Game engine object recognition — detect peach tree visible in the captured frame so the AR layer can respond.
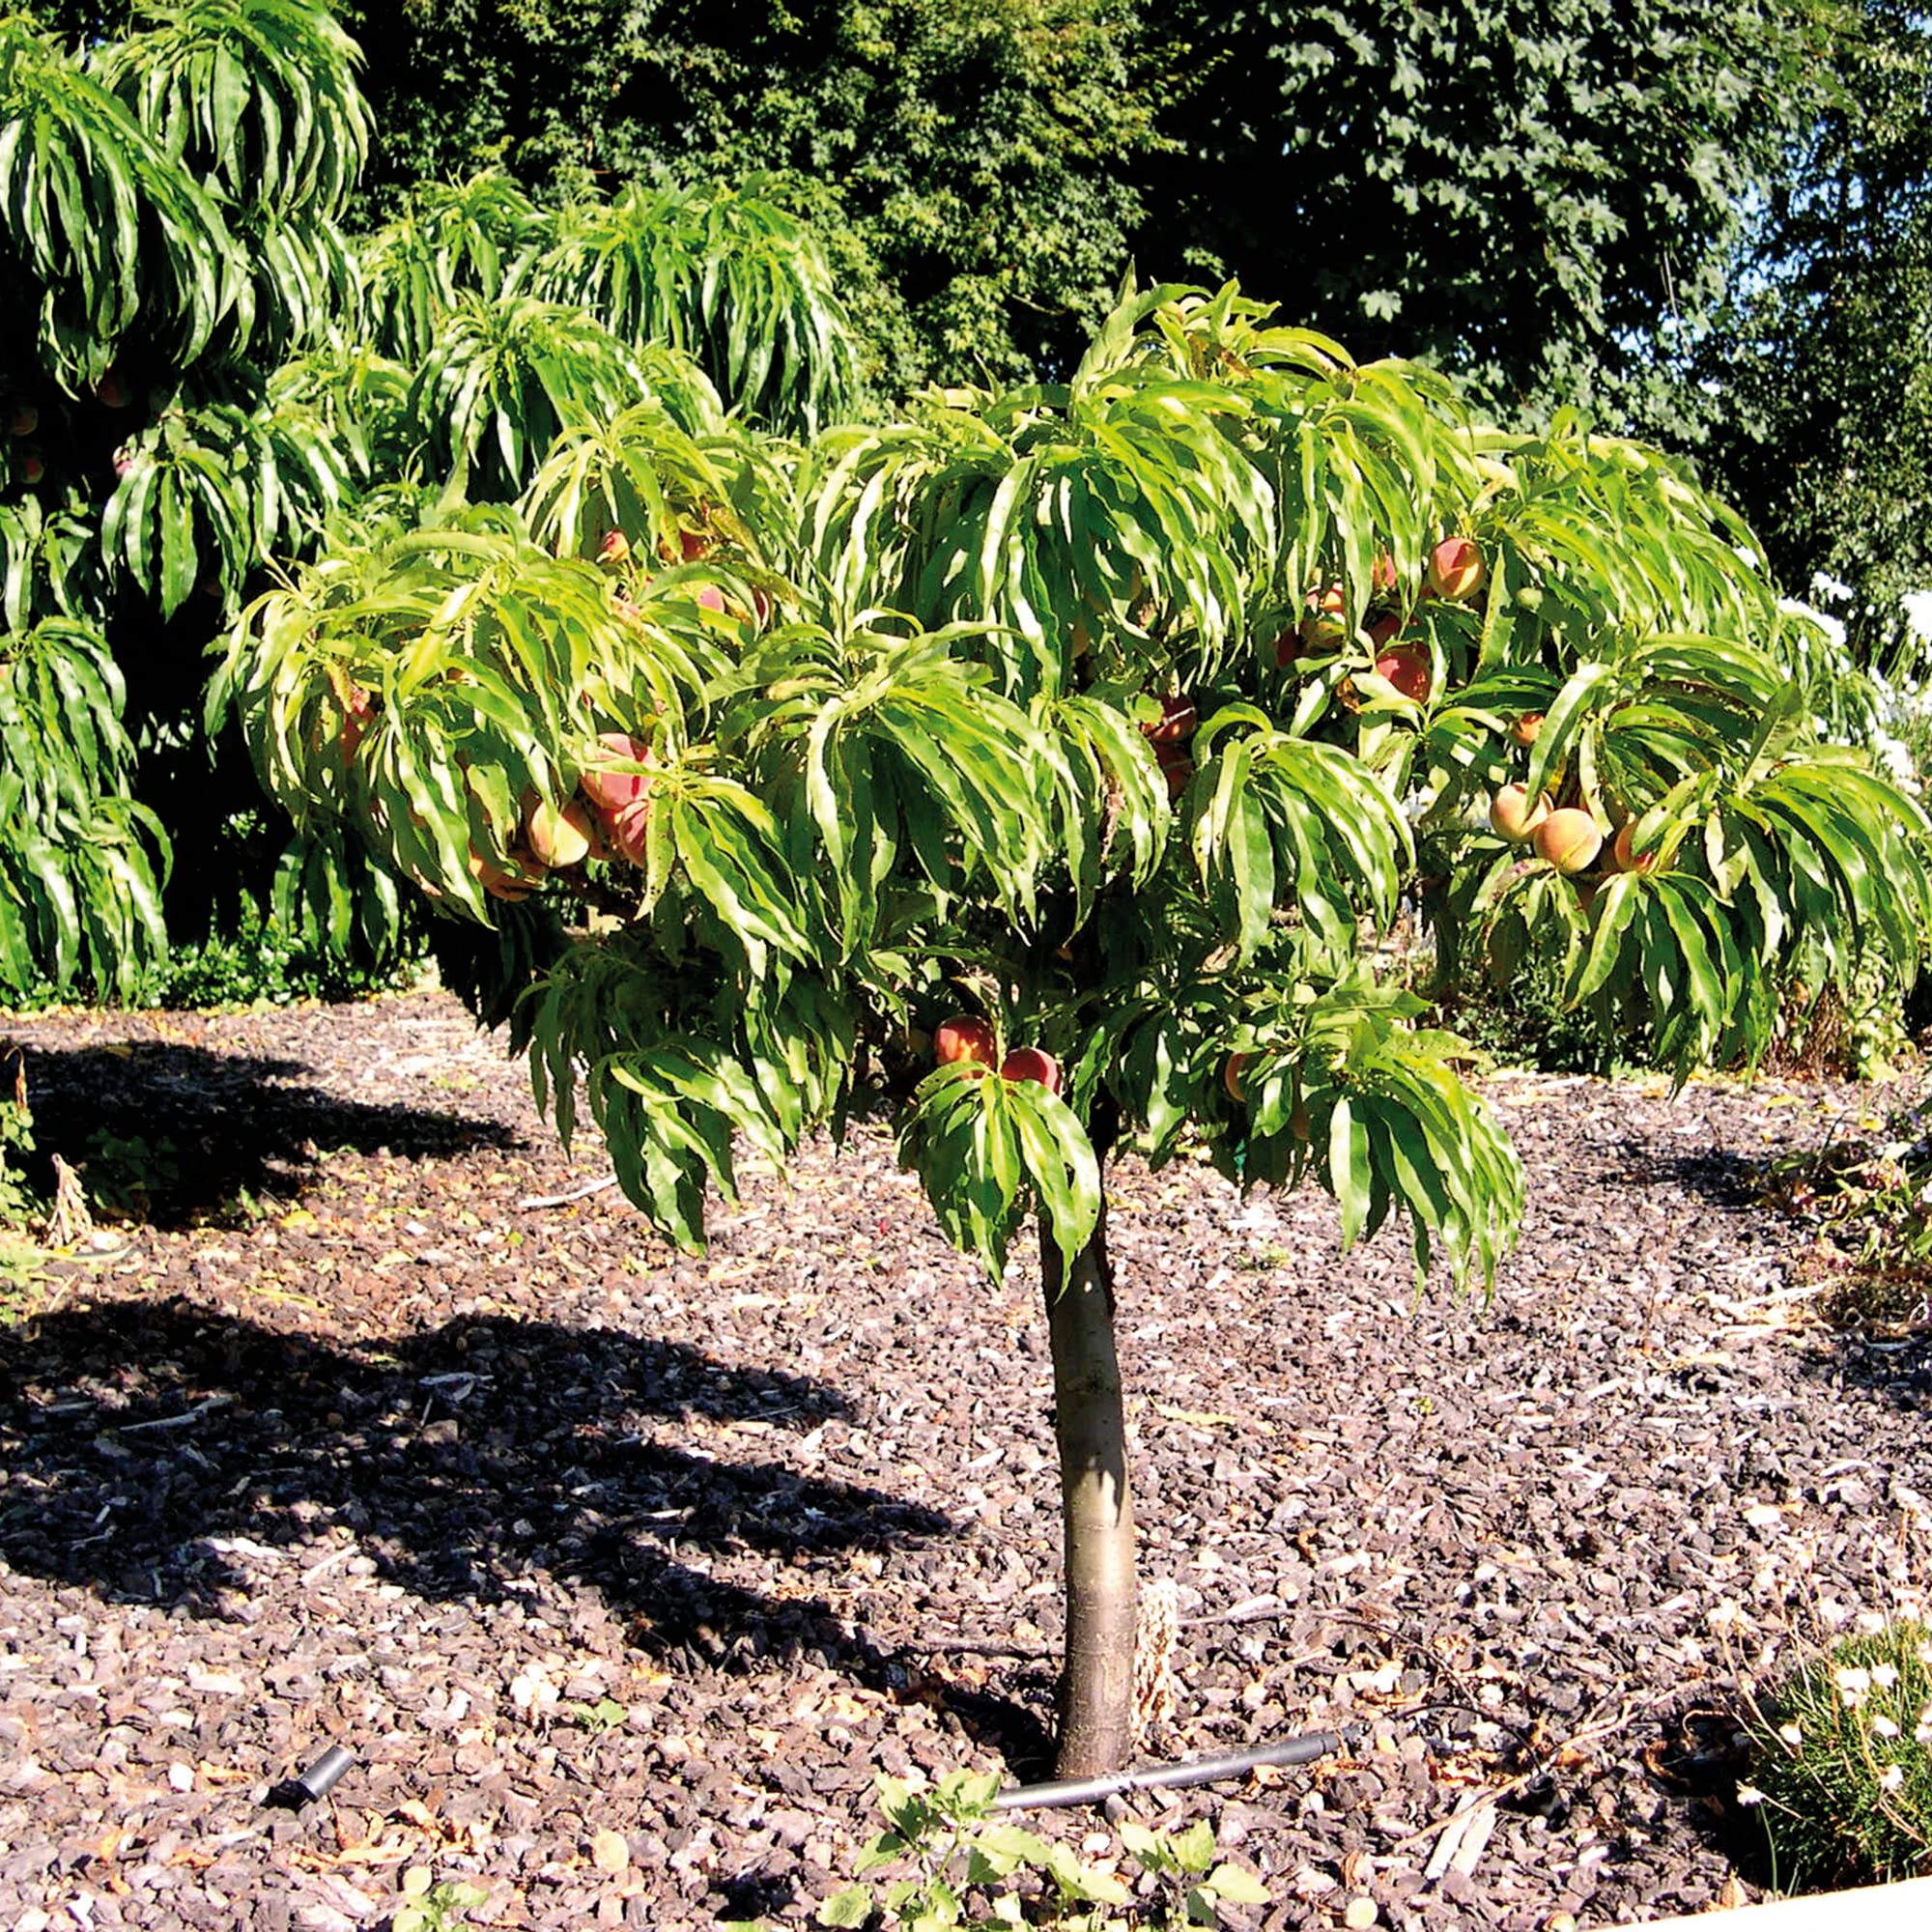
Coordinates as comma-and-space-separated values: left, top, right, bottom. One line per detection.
0, 1, 868, 1007
226, 283, 1931, 1776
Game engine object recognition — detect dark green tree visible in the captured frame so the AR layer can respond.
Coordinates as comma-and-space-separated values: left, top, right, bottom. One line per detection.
1672, 2, 1932, 662
1131, 0, 1840, 420
337, 0, 1160, 394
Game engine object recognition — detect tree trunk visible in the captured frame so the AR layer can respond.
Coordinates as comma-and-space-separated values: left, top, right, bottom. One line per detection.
1040, 1196, 1136, 1777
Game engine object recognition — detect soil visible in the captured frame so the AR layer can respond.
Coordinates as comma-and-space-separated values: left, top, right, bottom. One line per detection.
2, 988, 1929, 1932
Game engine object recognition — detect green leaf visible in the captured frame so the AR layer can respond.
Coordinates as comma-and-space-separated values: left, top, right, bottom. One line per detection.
816, 1886, 873, 1928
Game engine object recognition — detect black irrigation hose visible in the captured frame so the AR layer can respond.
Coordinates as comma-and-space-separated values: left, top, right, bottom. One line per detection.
988, 1727, 1350, 1813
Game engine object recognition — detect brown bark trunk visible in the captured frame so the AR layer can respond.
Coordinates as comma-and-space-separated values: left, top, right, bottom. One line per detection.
1040, 1196, 1137, 1777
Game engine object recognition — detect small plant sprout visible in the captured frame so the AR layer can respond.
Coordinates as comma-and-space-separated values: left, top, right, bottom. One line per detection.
793, 1770, 1271, 1930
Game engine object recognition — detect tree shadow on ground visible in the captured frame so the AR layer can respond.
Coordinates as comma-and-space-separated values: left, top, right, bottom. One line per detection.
0, 1298, 1058, 1774
9, 1041, 519, 1225
1609, 1141, 1768, 1209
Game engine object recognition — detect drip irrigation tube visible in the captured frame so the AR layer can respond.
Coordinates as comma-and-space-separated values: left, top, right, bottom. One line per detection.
988, 1728, 1346, 1813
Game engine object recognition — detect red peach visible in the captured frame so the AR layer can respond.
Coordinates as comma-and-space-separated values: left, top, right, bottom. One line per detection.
1001, 1047, 1062, 1094
1490, 784, 1549, 843
934, 1016, 998, 1066
1426, 536, 1486, 602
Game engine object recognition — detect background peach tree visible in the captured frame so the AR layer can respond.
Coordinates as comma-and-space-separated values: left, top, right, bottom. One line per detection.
0, 0, 866, 1009
226, 281, 1931, 1776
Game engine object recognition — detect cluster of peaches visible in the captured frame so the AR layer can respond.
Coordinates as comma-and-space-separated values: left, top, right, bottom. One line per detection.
931, 1015, 1062, 1094
465, 733, 657, 901
1488, 717, 1656, 884
1278, 534, 1487, 703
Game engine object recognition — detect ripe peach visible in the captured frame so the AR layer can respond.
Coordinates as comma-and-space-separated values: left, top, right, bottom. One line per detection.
1426, 536, 1485, 602
469, 847, 542, 901
606, 796, 653, 866
1001, 1046, 1062, 1094
597, 529, 631, 569
337, 684, 374, 764
1157, 747, 1194, 799
525, 796, 594, 868
1376, 642, 1431, 703
1490, 783, 1549, 843
935, 1015, 997, 1066
1144, 694, 1198, 744
9, 405, 37, 438
1224, 1053, 1249, 1102
578, 734, 654, 814
1510, 712, 1545, 749
1371, 551, 1400, 596
20, 451, 43, 486
1533, 809, 1603, 875
1609, 822, 1658, 874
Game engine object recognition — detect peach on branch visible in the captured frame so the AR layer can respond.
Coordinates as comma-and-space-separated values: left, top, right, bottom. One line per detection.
468, 847, 544, 901
1223, 1053, 1250, 1102
9, 405, 37, 438
1510, 712, 1545, 749
1372, 551, 1400, 596
934, 1015, 998, 1067
1297, 582, 1348, 653
1375, 641, 1431, 703
524, 796, 594, 869
578, 734, 655, 815
1426, 536, 1486, 602
1489, 783, 1549, 843
607, 797, 653, 867
1001, 1047, 1063, 1094
1609, 822, 1659, 874
596, 529, 632, 569
1142, 694, 1198, 744
336, 684, 375, 764
1533, 808, 1603, 875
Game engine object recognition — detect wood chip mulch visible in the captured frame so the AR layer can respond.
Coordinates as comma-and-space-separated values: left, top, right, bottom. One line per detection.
2, 990, 1929, 1931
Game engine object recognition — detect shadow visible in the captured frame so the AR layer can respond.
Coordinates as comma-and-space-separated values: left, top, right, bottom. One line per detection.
1796, 1322, 1932, 1413
0, 1299, 951, 1674
1610, 1143, 1769, 1210
7, 1040, 519, 1224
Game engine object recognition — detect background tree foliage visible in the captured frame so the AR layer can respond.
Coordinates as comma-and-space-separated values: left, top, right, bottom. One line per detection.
339, 0, 1160, 396
1131, 0, 1841, 422
1663, 0, 1932, 665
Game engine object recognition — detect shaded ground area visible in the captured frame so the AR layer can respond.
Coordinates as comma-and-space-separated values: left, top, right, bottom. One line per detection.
2, 991, 1928, 1930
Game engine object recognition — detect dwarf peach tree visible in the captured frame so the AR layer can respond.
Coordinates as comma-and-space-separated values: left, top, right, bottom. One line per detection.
226, 283, 1930, 1776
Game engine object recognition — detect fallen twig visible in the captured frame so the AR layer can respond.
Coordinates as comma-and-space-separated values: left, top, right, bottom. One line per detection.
518, 1175, 618, 1209
114, 1393, 236, 1433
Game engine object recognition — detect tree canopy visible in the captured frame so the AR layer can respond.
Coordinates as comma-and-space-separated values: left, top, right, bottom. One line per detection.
1663, 0, 1932, 662
338, 0, 1159, 396
1130, 0, 1841, 421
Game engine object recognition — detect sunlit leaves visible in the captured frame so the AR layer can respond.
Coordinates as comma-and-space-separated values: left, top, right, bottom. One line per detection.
100, 395, 355, 614
0, 16, 243, 385
405, 298, 656, 503
96, 0, 372, 221
355, 170, 548, 365
896, 1064, 1102, 1286
0, 618, 167, 998
521, 181, 867, 436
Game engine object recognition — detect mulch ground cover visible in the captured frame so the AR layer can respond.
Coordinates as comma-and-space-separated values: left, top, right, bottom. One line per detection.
2, 988, 1929, 1932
